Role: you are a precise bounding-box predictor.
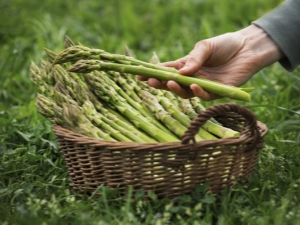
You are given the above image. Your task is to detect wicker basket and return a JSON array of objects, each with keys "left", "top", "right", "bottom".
[{"left": 53, "top": 103, "right": 267, "bottom": 198}]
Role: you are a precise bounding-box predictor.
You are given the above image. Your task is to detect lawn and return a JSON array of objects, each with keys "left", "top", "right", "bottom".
[{"left": 1, "top": 0, "right": 300, "bottom": 224}]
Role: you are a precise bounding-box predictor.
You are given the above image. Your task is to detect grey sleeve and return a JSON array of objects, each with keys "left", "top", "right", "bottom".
[{"left": 252, "top": 0, "right": 300, "bottom": 72}]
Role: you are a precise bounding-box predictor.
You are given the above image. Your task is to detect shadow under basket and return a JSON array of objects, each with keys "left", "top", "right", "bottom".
[{"left": 53, "top": 103, "right": 268, "bottom": 199}]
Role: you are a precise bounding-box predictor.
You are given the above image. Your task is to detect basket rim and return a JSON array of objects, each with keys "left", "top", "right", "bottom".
[{"left": 52, "top": 120, "right": 267, "bottom": 150}]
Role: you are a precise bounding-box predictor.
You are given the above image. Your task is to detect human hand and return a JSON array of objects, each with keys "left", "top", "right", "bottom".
[{"left": 138, "top": 25, "right": 284, "bottom": 100}]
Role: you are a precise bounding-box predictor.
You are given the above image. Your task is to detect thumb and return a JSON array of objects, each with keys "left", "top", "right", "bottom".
[{"left": 179, "top": 40, "right": 212, "bottom": 75}]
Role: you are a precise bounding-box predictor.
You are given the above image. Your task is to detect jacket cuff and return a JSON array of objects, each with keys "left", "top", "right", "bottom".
[{"left": 252, "top": 0, "right": 300, "bottom": 71}]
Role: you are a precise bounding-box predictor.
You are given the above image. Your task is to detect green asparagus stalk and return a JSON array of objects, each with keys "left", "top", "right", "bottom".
[
  {"left": 53, "top": 45, "right": 178, "bottom": 73},
  {"left": 189, "top": 97, "right": 220, "bottom": 125},
  {"left": 52, "top": 104, "right": 64, "bottom": 125},
  {"left": 53, "top": 45, "right": 252, "bottom": 100},
  {"left": 44, "top": 48, "right": 58, "bottom": 64},
  {"left": 107, "top": 71, "right": 142, "bottom": 103},
  {"left": 30, "top": 62, "right": 42, "bottom": 86},
  {"left": 93, "top": 70, "right": 175, "bottom": 136},
  {"left": 81, "top": 101, "right": 132, "bottom": 142},
  {"left": 94, "top": 71, "right": 173, "bottom": 135},
  {"left": 59, "top": 71, "right": 157, "bottom": 142},
  {"left": 124, "top": 46, "right": 135, "bottom": 58},
  {"left": 64, "top": 35, "right": 76, "bottom": 48},
  {"left": 83, "top": 72, "right": 179, "bottom": 142},
  {"left": 40, "top": 60, "right": 55, "bottom": 86},
  {"left": 189, "top": 97, "right": 206, "bottom": 114},
  {"left": 141, "top": 90, "right": 204, "bottom": 141},
  {"left": 30, "top": 63, "right": 55, "bottom": 97},
  {"left": 163, "top": 91, "right": 180, "bottom": 108},
  {"left": 36, "top": 94, "right": 56, "bottom": 118},
  {"left": 156, "top": 94, "right": 218, "bottom": 140},
  {"left": 149, "top": 51, "right": 161, "bottom": 65},
  {"left": 82, "top": 100, "right": 151, "bottom": 143},
  {"left": 67, "top": 59, "right": 251, "bottom": 102},
  {"left": 36, "top": 94, "right": 64, "bottom": 125},
  {"left": 89, "top": 94, "right": 157, "bottom": 143},
  {"left": 62, "top": 104, "right": 115, "bottom": 140},
  {"left": 55, "top": 80, "right": 72, "bottom": 97},
  {"left": 178, "top": 98, "right": 239, "bottom": 138}
]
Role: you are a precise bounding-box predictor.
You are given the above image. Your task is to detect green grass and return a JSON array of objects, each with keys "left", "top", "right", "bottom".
[{"left": 1, "top": 0, "right": 300, "bottom": 224}]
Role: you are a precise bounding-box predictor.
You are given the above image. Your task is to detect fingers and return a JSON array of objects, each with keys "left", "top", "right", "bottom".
[
  {"left": 179, "top": 40, "right": 212, "bottom": 75},
  {"left": 166, "top": 81, "right": 194, "bottom": 99},
  {"left": 138, "top": 77, "right": 220, "bottom": 101},
  {"left": 159, "top": 58, "right": 187, "bottom": 70},
  {"left": 190, "top": 84, "right": 220, "bottom": 101},
  {"left": 147, "top": 78, "right": 168, "bottom": 90},
  {"left": 166, "top": 81, "right": 220, "bottom": 101},
  {"left": 137, "top": 75, "right": 148, "bottom": 81},
  {"left": 138, "top": 57, "right": 187, "bottom": 82}
]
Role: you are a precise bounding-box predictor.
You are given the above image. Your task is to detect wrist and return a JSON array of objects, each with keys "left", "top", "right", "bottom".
[{"left": 238, "top": 24, "right": 284, "bottom": 68}]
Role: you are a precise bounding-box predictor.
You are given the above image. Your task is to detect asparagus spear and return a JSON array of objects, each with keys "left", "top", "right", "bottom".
[
  {"left": 62, "top": 104, "right": 115, "bottom": 140},
  {"left": 178, "top": 98, "right": 239, "bottom": 138},
  {"left": 36, "top": 94, "right": 56, "bottom": 120},
  {"left": 30, "top": 62, "right": 43, "bottom": 86},
  {"left": 81, "top": 101, "right": 132, "bottom": 142},
  {"left": 149, "top": 51, "right": 161, "bottom": 65},
  {"left": 44, "top": 48, "right": 58, "bottom": 64},
  {"left": 141, "top": 90, "right": 204, "bottom": 141},
  {"left": 64, "top": 35, "right": 76, "bottom": 48},
  {"left": 89, "top": 95, "right": 157, "bottom": 143},
  {"left": 96, "top": 71, "right": 174, "bottom": 135},
  {"left": 83, "top": 72, "right": 179, "bottom": 142},
  {"left": 67, "top": 59, "right": 251, "bottom": 102},
  {"left": 107, "top": 71, "right": 142, "bottom": 103},
  {"left": 60, "top": 67, "right": 157, "bottom": 142},
  {"left": 53, "top": 45, "right": 178, "bottom": 73},
  {"left": 189, "top": 97, "right": 220, "bottom": 125},
  {"left": 178, "top": 98, "right": 198, "bottom": 119},
  {"left": 156, "top": 94, "right": 219, "bottom": 140},
  {"left": 82, "top": 100, "right": 152, "bottom": 143}
]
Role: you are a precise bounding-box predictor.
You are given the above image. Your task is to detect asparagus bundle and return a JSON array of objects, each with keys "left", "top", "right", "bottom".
[
  {"left": 31, "top": 37, "right": 241, "bottom": 143},
  {"left": 53, "top": 45, "right": 251, "bottom": 102}
]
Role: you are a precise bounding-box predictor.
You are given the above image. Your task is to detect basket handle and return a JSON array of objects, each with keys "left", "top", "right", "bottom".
[
  {"left": 181, "top": 102, "right": 260, "bottom": 145},
  {"left": 162, "top": 103, "right": 262, "bottom": 169}
]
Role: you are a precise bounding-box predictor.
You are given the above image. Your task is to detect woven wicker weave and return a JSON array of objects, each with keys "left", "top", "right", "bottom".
[{"left": 53, "top": 103, "right": 267, "bottom": 198}]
